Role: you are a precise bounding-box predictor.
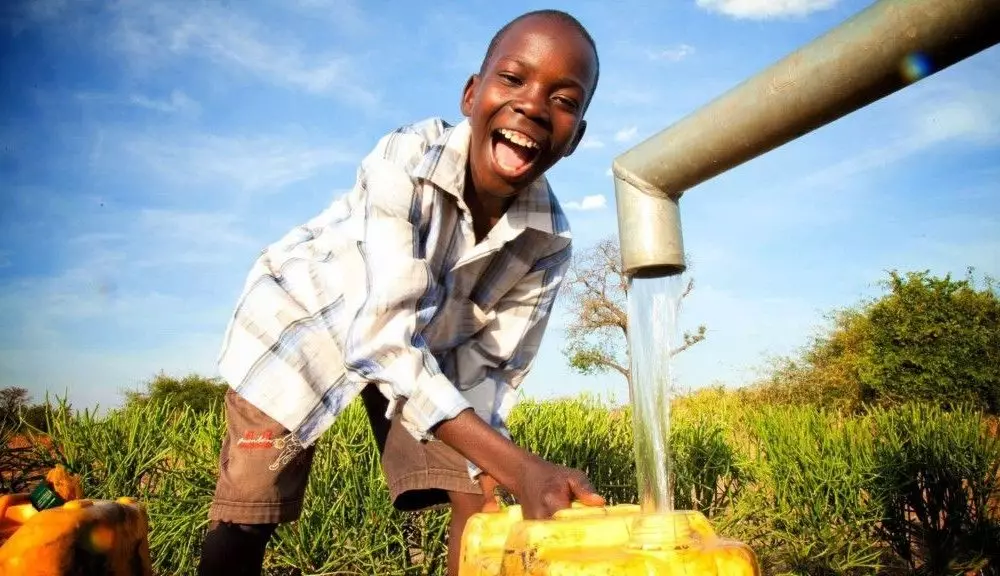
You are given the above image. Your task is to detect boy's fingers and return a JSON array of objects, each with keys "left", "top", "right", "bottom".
[{"left": 569, "top": 476, "right": 605, "bottom": 506}]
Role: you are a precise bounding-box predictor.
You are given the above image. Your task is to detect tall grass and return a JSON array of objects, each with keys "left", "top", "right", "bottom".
[
  {"left": 18, "top": 392, "right": 1000, "bottom": 575},
  {"left": 737, "top": 406, "right": 884, "bottom": 575}
]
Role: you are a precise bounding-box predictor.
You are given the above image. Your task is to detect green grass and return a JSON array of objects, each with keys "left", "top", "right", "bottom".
[{"left": 17, "top": 392, "right": 1000, "bottom": 575}]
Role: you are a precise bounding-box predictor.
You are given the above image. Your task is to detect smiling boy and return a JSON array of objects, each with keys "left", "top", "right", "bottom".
[{"left": 198, "top": 9, "right": 602, "bottom": 576}]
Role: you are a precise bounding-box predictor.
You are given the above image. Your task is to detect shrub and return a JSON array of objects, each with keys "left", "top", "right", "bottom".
[{"left": 868, "top": 404, "right": 1000, "bottom": 575}]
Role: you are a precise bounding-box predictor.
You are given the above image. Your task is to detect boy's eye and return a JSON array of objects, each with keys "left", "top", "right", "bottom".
[
  {"left": 555, "top": 95, "right": 580, "bottom": 111},
  {"left": 498, "top": 72, "right": 522, "bottom": 85}
]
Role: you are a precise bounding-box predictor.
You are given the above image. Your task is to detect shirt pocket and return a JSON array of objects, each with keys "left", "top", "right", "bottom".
[{"left": 422, "top": 294, "right": 496, "bottom": 354}]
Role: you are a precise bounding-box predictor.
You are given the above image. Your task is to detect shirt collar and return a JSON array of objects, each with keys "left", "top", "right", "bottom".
[{"left": 412, "top": 119, "right": 570, "bottom": 241}]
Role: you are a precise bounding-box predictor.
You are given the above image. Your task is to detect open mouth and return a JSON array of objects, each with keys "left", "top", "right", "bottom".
[{"left": 491, "top": 128, "right": 540, "bottom": 178}]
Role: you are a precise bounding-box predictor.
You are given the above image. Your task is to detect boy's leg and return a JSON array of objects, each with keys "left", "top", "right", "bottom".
[
  {"left": 360, "top": 385, "right": 484, "bottom": 576},
  {"left": 198, "top": 388, "right": 316, "bottom": 576},
  {"left": 445, "top": 491, "right": 486, "bottom": 576}
]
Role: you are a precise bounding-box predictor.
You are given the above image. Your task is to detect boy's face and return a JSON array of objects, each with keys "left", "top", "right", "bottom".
[{"left": 461, "top": 16, "right": 597, "bottom": 201}]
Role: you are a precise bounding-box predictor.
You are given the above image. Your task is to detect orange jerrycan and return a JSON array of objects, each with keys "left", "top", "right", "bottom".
[
  {"left": 460, "top": 503, "right": 760, "bottom": 575},
  {"left": 0, "top": 466, "right": 152, "bottom": 576}
]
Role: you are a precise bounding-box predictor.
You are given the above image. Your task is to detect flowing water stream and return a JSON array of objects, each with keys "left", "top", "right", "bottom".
[{"left": 626, "top": 274, "right": 685, "bottom": 514}]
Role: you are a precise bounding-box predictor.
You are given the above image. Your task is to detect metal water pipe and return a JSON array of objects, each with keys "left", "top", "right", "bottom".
[{"left": 613, "top": 0, "right": 1000, "bottom": 278}]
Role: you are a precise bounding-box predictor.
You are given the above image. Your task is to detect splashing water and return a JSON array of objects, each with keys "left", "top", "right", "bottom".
[{"left": 627, "top": 274, "right": 685, "bottom": 514}]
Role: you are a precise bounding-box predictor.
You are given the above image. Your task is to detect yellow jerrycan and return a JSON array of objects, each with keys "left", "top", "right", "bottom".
[
  {"left": 460, "top": 503, "right": 760, "bottom": 575},
  {"left": 0, "top": 466, "right": 152, "bottom": 576}
]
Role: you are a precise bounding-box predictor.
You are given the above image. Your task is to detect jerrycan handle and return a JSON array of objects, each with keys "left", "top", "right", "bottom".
[{"left": 552, "top": 501, "right": 608, "bottom": 520}]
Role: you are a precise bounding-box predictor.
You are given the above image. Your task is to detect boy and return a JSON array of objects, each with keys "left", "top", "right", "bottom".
[{"left": 198, "top": 9, "right": 602, "bottom": 576}]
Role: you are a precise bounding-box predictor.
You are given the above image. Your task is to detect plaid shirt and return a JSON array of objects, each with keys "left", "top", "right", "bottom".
[{"left": 217, "top": 117, "right": 572, "bottom": 477}]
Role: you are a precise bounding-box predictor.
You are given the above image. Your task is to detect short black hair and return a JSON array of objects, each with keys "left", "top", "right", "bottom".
[{"left": 479, "top": 10, "right": 600, "bottom": 106}]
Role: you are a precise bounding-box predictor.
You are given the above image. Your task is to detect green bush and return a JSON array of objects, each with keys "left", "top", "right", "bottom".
[
  {"left": 123, "top": 372, "right": 228, "bottom": 415},
  {"left": 746, "top": 270, "right": 1000, "bottom": 415},
  {"left": 859, "top": 271, "right": 1000, "bottom": 413}
]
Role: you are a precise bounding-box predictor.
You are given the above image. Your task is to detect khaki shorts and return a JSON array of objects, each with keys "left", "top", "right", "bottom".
[{"left": 208, "top": 386, "right": 482, "bottom": 525}]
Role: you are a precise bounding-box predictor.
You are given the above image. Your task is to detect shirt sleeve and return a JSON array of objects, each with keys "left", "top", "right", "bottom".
[
  {"left": 340, "top": 143, "right": 472, "bottom": 442},
  {"left": 454, "top": 244, "right": 572, "bottom": 478}
]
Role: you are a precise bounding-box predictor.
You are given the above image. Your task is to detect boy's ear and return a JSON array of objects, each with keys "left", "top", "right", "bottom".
[
  {"left": 460, "top": 74, "right": 479, "bottom": 117},
  {"left": 564, "top": 120, "right": 588, "bottom": 157}
]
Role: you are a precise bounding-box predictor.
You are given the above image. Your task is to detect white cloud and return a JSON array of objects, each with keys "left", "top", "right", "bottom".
[
  {"left": 111, "top": 1, "right": 378, "bottom": 108},
  {"left": 21, "top": 0, "right": 69, "bottom": 21},
  {"left": 77, "top": 90, "right": 201, "bottom": 115},
  {"left": 133, "top": 209, "right": 256, "bottom": 266},
  {"left": 696, "top": 0, "right": 839, "bottom": 19},
  {"left": 124, "top": 131, "right": 357, "bottom": 193},
  {"left": 648, "top": 44, "right": 695, "bottom": 62},
  {"left": 563, "top": 194, "right": 608, "bottom": 211},
  {"left": 579, "top": 136, "right": 605, "bottom": 149},
  {"left": 129, "top": 90, "right": 200, "bottom": 114},
  {"left": 615, "top": 126, "right": 639, "bottom": 143},
  {"left": 801, "top": 83, "right": 1000, "bottom": 189},
  {"left": 0, "top": 206, "right": 258, "bottom": 410}
]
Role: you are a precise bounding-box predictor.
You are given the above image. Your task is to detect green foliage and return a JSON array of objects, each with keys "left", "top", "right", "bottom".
[
  {"left": 124, "top": 372, "right": 228, "bottom": 414},
  {"left": 747, "top": 269, "right": 1000, "bottom": 414},
  {"left": 560, "top": 236, "right": 706, "bottom": 385},
  {"left": 564, "top": 341, "right": 619, "bottom": 377}
]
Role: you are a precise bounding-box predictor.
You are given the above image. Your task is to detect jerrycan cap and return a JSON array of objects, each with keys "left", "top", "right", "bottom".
[{"left": 29, "top": 481, "right": 66, "bottom": 511}]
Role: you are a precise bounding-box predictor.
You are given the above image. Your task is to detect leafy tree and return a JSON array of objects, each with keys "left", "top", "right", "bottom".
[
  {"left": 0, "top": 387, "right": 30, "bottom": 430},
  {"left": 561, "top": 236, "right": 706, "bottom": 387},
  {"left": 0, "top": 387, "right": 65, "bottom": 434},
  {"left": 124, "top": 372, "right": 228, "bottom": 414},
  {"left": 20, "top": 404, "right": 48, "bottom": 431},
  {"left": 860, "top": 269, "right": 999, "bottom": 412},
  {"left": 748, "top": 269, "right": 999, "bottom": 413}
]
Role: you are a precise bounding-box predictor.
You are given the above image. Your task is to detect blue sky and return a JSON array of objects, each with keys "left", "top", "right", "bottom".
[{"left": 2, "top": 0, "right": 998, "bottom": 411}]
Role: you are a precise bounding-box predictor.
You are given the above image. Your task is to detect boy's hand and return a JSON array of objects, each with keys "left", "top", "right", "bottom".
[
  {"left": 434, "top": 409, "right": 605, "bottom": 519},
  {"left": 512, "top": 454, "right": 605, "bottom": 519}
]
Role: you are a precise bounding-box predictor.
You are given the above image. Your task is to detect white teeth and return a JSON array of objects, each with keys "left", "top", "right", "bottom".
[{"left": 499, "top": 128, "right": 538, "bottom": 149}]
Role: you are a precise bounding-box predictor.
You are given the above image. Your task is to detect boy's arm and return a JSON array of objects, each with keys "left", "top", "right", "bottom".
[{"left": 433, "top": 406, "right": 604, "bottom": 519}]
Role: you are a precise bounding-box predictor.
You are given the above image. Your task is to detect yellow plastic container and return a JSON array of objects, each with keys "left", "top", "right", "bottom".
[
  {"left": 0, "top": 495, "right": 152, "bottom": 576},
  {"left": 460, "top": 504, "right": 760, "bottom": 575}
]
